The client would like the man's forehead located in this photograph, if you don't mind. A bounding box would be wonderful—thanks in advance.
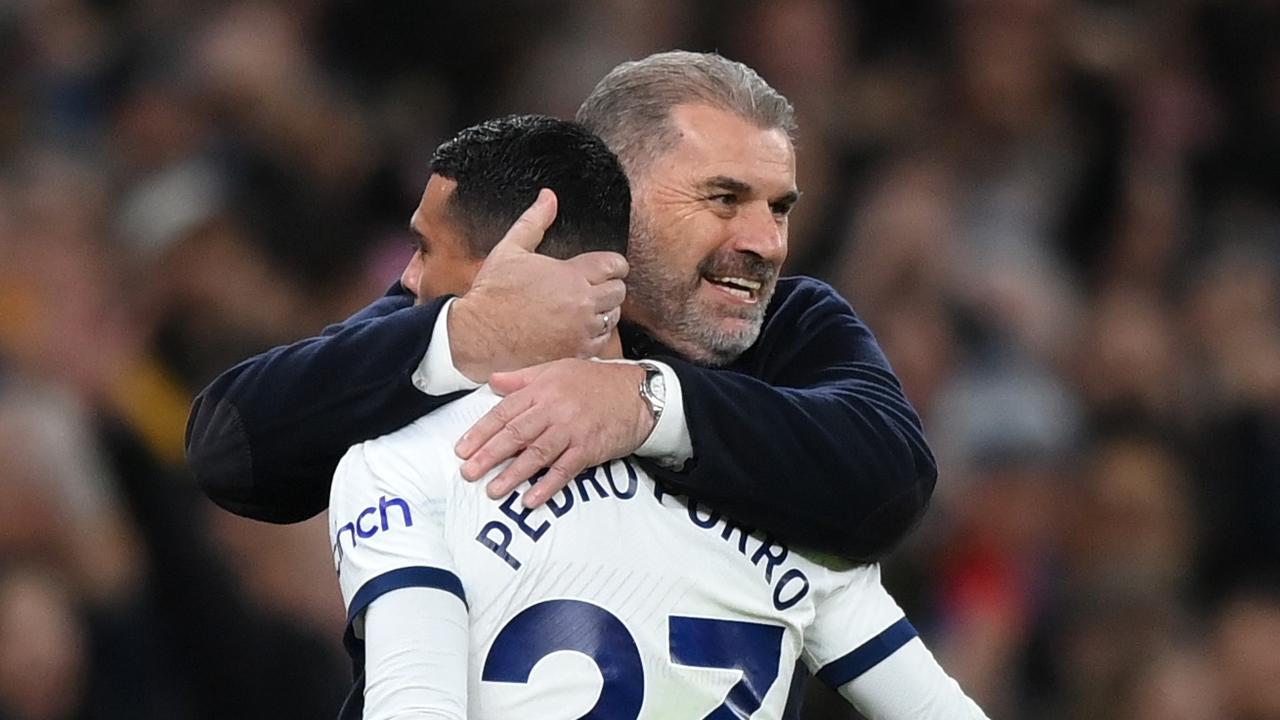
[665,104,796,193]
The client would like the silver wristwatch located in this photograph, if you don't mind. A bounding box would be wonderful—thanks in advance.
[637,360,666,424]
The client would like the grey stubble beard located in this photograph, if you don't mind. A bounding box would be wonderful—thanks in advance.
[625,211,771,367]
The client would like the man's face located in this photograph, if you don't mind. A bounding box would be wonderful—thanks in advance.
[402,175,483,305]
[625,104,798,365]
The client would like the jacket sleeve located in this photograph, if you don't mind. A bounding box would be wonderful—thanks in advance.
[185,287,469,523]
[643,279,937,561]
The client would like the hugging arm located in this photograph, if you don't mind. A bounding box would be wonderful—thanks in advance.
[186,286,460,522]
[454,279,935,561]
[187,192,629,523]
[647,279,937,561]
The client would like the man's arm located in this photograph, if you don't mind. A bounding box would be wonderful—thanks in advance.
[187,191,628,523]
[330,434,469,719]
[186,288,457,523]
[650,278,937,560]
[457,277,936,561]
[363,588,468,720]
[835,641,989,720]
[804,563,989,720]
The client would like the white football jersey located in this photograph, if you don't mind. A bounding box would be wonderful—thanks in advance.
[330,387,920,719]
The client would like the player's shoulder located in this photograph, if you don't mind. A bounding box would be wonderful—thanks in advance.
[800,552,887,599]
[357,386,500,461]
[407,385,503,435]
[331,387,500,508]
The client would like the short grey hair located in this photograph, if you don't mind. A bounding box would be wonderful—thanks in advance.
[576,51,796,177]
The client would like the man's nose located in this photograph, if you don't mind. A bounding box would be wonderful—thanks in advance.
[731,202,787,265]
[400,252,423,297]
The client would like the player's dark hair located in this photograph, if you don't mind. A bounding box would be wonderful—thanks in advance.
[429,114,631,260]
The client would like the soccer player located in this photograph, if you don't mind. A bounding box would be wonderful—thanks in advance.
[332,115,987,719]
[187,52,936,565]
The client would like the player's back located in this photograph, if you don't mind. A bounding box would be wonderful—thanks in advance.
[331,388,912,719]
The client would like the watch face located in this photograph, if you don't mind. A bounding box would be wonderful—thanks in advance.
[645,368,666,399]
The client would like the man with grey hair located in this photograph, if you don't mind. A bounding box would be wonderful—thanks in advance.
[575,50,799,367]
[189,48,935,584]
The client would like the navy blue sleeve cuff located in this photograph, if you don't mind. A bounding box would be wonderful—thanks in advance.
[347,566,468,629]
[814,617,918,688]
[343,566,467,662]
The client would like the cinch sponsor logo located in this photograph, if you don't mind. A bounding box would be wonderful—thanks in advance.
[332,495,413,567]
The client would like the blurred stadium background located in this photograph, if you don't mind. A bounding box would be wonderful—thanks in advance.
[1,0,1278,718]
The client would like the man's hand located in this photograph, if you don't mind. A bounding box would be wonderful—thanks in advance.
[454,359,657,506]
[448,190,628,382]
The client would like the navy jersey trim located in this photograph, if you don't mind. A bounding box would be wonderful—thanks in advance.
[347,565,468,628]
[341,565,467,715]
[814,617,918,688]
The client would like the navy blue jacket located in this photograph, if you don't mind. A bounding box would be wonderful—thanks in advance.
[186,276,936,560]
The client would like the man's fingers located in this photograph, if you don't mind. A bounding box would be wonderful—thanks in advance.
[455,391,536,461]
[461,405,550,482]
[522,448,589,508]
[486,431,570,499]
[489,364,547,396]
[578,331,615,359]
[591,279,627,314]
[491,189,558,255]
[568,251,629,285]
[584,307,621,340]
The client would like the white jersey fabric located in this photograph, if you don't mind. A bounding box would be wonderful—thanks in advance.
[330,387,987,719]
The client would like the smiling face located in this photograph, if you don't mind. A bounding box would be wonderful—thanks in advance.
[624,103,798,365]
[401,174,483,305]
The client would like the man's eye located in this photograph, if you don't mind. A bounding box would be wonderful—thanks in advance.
[710,194,738,207]
[770,202,794,217]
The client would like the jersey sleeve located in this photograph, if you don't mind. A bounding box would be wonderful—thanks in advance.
[800,563,916,687]
[362,588,469,720]
[329,433,466,646]
[834,639,990,719]
[802,563,988,719]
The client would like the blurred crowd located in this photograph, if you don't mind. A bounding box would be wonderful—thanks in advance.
[0,0,1277,718]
